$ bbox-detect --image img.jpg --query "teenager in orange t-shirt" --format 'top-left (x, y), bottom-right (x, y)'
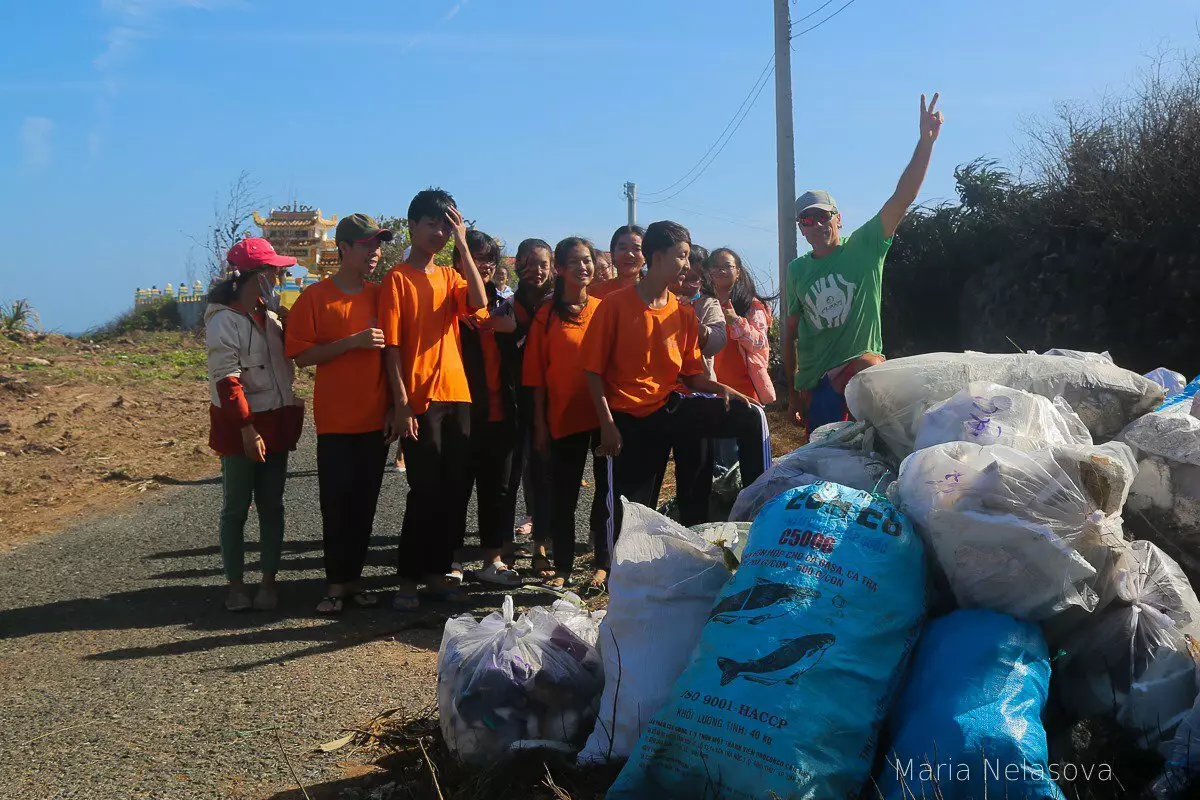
top-left (285, 213), bottom-right (393, 615)
top-left (452, 230), bottom-right (524, 586)
top-left (589, 225), bottom-right (645, 300)
top-left (378, 188), bottom-right (487, 610)
top-left (581, 221), bottom-right (771, 591)
top-left (523, 236), bottom-right (605, 591)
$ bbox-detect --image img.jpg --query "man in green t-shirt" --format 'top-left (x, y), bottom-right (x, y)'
top-left (784, 92), bottom-right (945, 434)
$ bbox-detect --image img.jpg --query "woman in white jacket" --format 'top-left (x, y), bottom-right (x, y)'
top-left (205, 238), bottom-right (303, 611)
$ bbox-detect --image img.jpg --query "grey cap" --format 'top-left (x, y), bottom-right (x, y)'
top-left (795, 190), bottom-right (838, 216)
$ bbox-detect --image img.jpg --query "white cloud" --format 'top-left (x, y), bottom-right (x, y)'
top-left (20, 117), bottom-right (54, 172)
top-left (93, 25), bottom-right (146, 70)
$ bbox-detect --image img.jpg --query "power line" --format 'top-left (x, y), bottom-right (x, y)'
top-left (790, 0), bottom-right (859, 39)
top-left (642, 60), bottom-right (775, 205)
top-left (650, 200), bottom-right (776, 233)
top-left (792, 0), bottom-right (838, 26)
top-left (640, 55), bottom-right (775, 198)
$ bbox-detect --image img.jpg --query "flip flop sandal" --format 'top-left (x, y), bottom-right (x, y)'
top-left (348, 592), bottom-right (378, 609)
top-left (477, 562), bottom-right (522, 587)
top-left (505, 545), bottom-right (533, 560)
top-left (514, 518), bottom-right (534, 537)
top-left (531, 555), bottom-right (555, 579)
top-left (392, 592), bottom-right (420, 612)
top-left (584, 575), bottom-right (609, 598)
top-left (316, 596), bottom-right (344, 615)
top-left (537, 573), bottom-right (574, 593)
top-left (420, 584), bottom-right (471, 604)
top-left (445, 563), bottom-right (465, 585)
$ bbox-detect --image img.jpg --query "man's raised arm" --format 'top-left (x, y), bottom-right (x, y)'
top-left (879, 92), bottom-right (945, 238)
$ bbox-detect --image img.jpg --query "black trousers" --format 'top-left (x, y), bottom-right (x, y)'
top-left (452, 419), bottom-right (517, 551)
top-left (510, 387), bottom-right (551, 538)
top-left (317, 431), bottom-right (388, 585)
top-left (602, 394), bottom-right (771, 567)
top-left (398, 401), bottom-right (472, 581)
top-left (546, 429), bottom-right (609, 575)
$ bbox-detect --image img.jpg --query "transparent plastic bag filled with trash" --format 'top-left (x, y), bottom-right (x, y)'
top-left (845, 352), bottom-right (1164, 459)
top-left (895, 439), bottom-right (1137, 621)
top-left (436, 595), bottom-right (605, 765)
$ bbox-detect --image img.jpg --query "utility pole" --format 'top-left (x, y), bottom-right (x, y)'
top-left (623, 181), bottom-right (637, 227)
top-left (773, 0), bottom-right (797, 297)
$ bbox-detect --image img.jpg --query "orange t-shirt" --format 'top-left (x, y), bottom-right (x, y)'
top-left (714, 326), bottom-right (757, 400)
top-left (580, 286), bottom-right (704, 418)
top-left (466, 308), bottom-right (507, 423)
top-left (523, 297), bottom-right (602, 439)
top-left (590, 275), bottom-right (639, 300)
top-left (378, 263), bottom-right (472, 415)
top-left (284, 278), bottom-right (388, 434)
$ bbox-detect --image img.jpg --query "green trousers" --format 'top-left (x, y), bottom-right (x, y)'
top-left (219, 452), bottom-right (288, 582)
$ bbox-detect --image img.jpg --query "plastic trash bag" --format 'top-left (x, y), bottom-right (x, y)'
top-left (895, 440), bottom-right (1137, 621)
top-left (877, 609), bottom-right (1065, 800)
top-left (1055, 540), bottom-right (1200, 752)
top-left (1120, 377), bottom-right (1200, 580)
top-left (1151, 692), bottom-right (1200, 799)
top-left (548, 594), bottom-right (606, 647)
top-left (914, 382), bottom-right (1092, 452)
top-left (1040, 348), bottom-right (1114, 363)
top-left (437, 595), bottom-right (604, 764)
top-left (608, 482), bottom-right (926, 800)
top-left (730, 421), bottom-right (896, 522)
top-left (1145, 368), bottom-right (1189, 399)
top-left (845, 352), bottom-right (1165, 458)
top-left (691, 520), bottom-right (751, 567)
top-left (578, 501), bottom-right (733, 765)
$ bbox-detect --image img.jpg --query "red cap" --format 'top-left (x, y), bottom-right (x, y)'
top-left (226, 237), bottom-right (297, 271)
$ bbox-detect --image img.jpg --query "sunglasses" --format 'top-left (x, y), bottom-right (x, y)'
top-left (797, 210), bottom-right (835, 228)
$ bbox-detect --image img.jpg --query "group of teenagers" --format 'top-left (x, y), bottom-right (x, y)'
top-left (203, 92), bottom-right (945, 614)
top-left (204, 190), bottom-right (777, 613)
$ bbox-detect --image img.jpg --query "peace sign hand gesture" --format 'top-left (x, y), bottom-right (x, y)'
top-left (920, 92), bottom-right (944, 144)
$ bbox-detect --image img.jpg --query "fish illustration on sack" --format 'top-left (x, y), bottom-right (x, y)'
top-left (717, 632), bottom-right (836, 687)
top-left (707, 578), bottom-right (821, 626)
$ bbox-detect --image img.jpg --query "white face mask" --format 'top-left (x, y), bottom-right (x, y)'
top-left (257, 272), bottom-right (281, 312)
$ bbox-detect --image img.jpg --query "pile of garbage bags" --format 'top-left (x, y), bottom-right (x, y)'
top-left (432, 349), bottom-right (1200, 799)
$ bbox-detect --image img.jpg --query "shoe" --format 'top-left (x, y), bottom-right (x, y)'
top-left (316, 595), bottom-right (344, 615)
top-left (477, 561), bottom-right (522, 587)
top-left (514, 517), bottom-right (533, 537)
top-left (252, 585), bottom-right (278, 611)
top-left (224, 587), bottom-right (252, 612)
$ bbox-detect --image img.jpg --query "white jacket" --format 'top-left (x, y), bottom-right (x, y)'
top-left (204, 304), bottom-right (296, 412)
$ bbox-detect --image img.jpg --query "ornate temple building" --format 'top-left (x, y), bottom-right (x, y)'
top-left (252, 202), bottom-right (340, 276)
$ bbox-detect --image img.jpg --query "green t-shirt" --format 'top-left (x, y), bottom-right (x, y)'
top-left (786, 213), bottom-right (892, 390)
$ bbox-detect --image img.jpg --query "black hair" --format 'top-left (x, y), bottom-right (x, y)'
top-left (207, 266), bottom-right (257, 306)
top-left (407, 187), bottom-right (456, 223)
top-left (452, 229), bottom-right (501, 267)
top-left (642, 220), bottom-right (691, 268)
top-left (703, 247), bottom-right (779, 319)
top-left (609, 224), bottom-right (646, 256)
top-left (515, 238), bottom-right (553, 286)
top-left (547, 236), bottom-right (597, 329)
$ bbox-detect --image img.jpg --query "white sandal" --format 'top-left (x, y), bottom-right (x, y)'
top-left (477, 561), bottom-right (522, 586)
top-left (445, 562), bottom-right (464, 585)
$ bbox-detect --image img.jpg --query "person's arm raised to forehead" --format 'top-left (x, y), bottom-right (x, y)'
top-left (447, 206), bottom-right (488, 311)
top-left (880, 92), bottom-right (945, 238)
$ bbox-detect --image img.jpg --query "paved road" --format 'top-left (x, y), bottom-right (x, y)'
top-left (0, 427), bottom-right (595, 799)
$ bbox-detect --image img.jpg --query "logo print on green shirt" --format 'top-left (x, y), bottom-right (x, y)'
top-left (802, 274), bottom-right (857, 330)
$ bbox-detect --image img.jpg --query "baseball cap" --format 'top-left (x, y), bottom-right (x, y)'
top-left (226, 237), bottom-right (297, 271)
top-left (335, 213), bottom-right (395, 244)
top-left (795, 190), bottom-right (838, 216)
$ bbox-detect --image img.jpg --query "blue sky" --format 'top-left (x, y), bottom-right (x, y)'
top-left (2, 0), bottom-right (1198, 333)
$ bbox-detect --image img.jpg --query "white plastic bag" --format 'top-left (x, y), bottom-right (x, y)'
top-left (895, 440), bottom-right (1136, 620)
top-left (730, 421), bottom-right (896, 522)
top-left (549, 594), bottom-right (606, 647)
top-left (1152, 691), bottom-right (1200, 798)
top-left (578, 501), bottom-right (734, 765)
top-left (437, 596), bottom-right (605, 764)
top-left (845, 352), bottom-right (1165, 458)
top-left (1055, 541), bottom-right (1200, 752)
top-left (1145, 368), bottom-right (1188, 399)
top-left (1040, 348), bottom-right (1114, 363)
top-left (914, 382), bottom-right (1091, 452)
